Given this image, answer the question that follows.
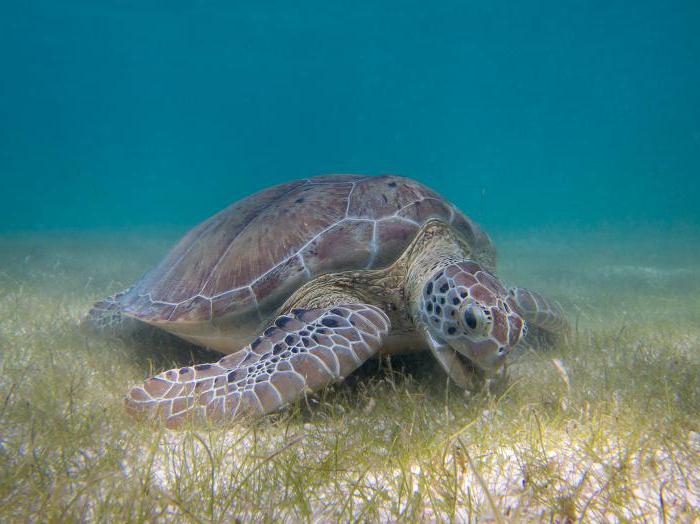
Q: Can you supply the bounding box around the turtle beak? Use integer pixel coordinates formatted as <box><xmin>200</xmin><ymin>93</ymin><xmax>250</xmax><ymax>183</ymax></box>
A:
<box><xmin>456</xmin><ymin>338</ymin><xmax>507</xmax><ymax>371</ymax></box>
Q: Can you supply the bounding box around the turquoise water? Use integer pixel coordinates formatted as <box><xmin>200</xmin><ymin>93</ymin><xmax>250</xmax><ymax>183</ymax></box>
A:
<box><xmin>1</xmin><ymin>1</ymin><xmax>698</xmax><ymax>234</ymax></box>
<box><xmin>1</xmin><ymin>5</ymin><xmax>700</xmax><ymax>518</ymax></box>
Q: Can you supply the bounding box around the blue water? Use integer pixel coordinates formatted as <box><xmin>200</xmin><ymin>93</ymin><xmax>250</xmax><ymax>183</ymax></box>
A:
<box><xmin>1</xmin><ymin>1</ymin><xmax>699</xmax><ymax>233</ymax></box>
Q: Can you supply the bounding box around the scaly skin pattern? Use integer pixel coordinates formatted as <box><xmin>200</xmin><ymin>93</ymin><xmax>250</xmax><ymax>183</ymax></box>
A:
<box><xmin>92</xmin><ymin>175</ymin><xmax>494</xmax><ymax>354</ymax></box>
<box><xmin>125</xmin><ymin>304</ymin><xmax>390</xmax><ymax>428</ymax></box>
<box><xmin>86</xmin><ymin>289</ymin><xmax>131</xmax><ymax>332</ymax></box>
<box><xmin>122</xmin><ymin>219</ymin><xmax>570</xmax><ymax>427</ymax></box>
<box><xmin>419</xmin><ymin>261</ymin><xmax>527</xmax><ymax>370</ymax></box>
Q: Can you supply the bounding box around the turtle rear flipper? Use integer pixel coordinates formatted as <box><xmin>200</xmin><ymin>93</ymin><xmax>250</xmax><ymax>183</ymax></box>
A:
<box><xmin>85</xmin><ymin>289</ymin><xmax>130</xmax><ymax>332</ymax></box>
<box><xmin>84</xmin><ymin>288</ymin><xmax>146</xmax><ymax>337</ymax></box>
<box><xmin>125</xmin><ymin>303</ymin><xmax>390</xmax><ymax>428</ymax></box>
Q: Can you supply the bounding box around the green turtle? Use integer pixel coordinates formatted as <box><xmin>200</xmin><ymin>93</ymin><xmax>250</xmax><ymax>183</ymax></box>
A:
<box><xmin>88</xmin><ymin>175</ymin><xmax>568</xmax><ymax>427</ymax></box>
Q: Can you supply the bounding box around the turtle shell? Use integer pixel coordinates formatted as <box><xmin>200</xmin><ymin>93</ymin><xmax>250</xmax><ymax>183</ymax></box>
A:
<box><xmin>120</xmin><ymin>175</ymin><xmax>494</xmax><ymax>347</ymax></box>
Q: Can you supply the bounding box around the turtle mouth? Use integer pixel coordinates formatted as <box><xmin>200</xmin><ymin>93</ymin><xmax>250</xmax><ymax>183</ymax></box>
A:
<box><xmin>454</xmin><ymin>337</ymin><xmax>508</xmax><ymax>372</ymax></box>
<box><xmin>455</xmin><ymin>350</ymin><xmax>479</xmax><ymax>373</ymax></box>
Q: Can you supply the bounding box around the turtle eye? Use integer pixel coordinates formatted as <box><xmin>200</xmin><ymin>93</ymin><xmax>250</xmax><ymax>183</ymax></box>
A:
<box><xmin>464</xmin><ymin>307</ymin><xmax>478</xmax><ymax>330</ymax></box>
<box><xmin>460</xmin><ymin>302</ymin><xmax>490</xmax><ymax>335</ymax></box>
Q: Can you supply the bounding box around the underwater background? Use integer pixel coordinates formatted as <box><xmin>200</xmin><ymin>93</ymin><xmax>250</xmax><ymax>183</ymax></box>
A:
<box><xmin>1</xmin><ymin>0</ymin><xmax>699</xmax><ymax>234</ymax></box>
<box><xmin>1</xmin><ymin>2</ymin><xmax>700</xmax><ymax>520</ymax></box>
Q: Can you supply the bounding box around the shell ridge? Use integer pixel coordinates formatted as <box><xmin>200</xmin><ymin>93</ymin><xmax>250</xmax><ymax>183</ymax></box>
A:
<box><xmin>365</xmin><ymin>221</ymin><xmax>379</xmax><ymax>268</ymax></box>
<box><xmin>123</xmin><ymin>176</ymin><xmax>494</xmax><ymax>327</ymax></box>
<box><xmin>344</xmin><ymin>181</ymin><xmax>358</xmax><ymax>218</ymax></box>
<box><xmin>144</xmin><ymin>180</ymin><xmax>359</xmax><ymax>315</ymax></box>
<box><xmin>196</xmin><ymin>181</ymin><xmax>309</xmax><ymax>297</ymax></box>
<box><xmin>136</xmin><ymin>211</ymin><xmax>224</xmax><ymax>299</ymax></box>
<box><xmin>136</xmin><ymin>208</ymin><xmax>438</xmax><ymax>309</ymax></box>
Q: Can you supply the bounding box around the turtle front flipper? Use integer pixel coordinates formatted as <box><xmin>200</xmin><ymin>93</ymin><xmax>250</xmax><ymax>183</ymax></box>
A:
<box><xmin>507</xmin><ymin>287</ymin><xmax>570</xmax><ymax>345</ymax></box>
<box><xmin>125</xmin><ymin>304</ymin><xmax>390</xmax><ymax>428</ymax></box>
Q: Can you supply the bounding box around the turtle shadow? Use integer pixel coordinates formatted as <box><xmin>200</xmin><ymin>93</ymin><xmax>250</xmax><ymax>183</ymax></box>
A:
<box><xmin>107</xmin><ymin>322</ymin><xmax>223</xmax><ymax>372</ymax></box>
<box><xmin>289</xmin><ymin>351</ymin><xmax>477</xmax><ymax>422</ymax></box>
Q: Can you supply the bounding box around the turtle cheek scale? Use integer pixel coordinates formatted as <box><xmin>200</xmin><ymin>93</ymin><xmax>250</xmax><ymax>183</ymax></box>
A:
<box><xmin>421</xmin><ymin>260</ymin><xmax>521</xmax><ymax>371</ymax></box>
<box><xmin>508</xmin><ymin>314</ymin><xmax>526</xmax><ymax>347</ymax></box>
<box><xmin>489</xmin><ymin>308</ymin><xmax>509</xmax><ymax>346</ymax></box>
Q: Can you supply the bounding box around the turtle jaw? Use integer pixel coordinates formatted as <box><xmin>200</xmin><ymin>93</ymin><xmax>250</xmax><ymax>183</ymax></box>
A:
<box><xmin>452</xmin><ymin>338</ymin><xmax>508</xmax><ymax>372</ymax></box>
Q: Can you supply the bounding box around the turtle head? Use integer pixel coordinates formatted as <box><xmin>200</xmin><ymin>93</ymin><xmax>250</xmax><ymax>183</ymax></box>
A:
<box><xmin>420</xmin><ymin>261</ymin><xmax>527</xmax><ymax>371</ymax></box>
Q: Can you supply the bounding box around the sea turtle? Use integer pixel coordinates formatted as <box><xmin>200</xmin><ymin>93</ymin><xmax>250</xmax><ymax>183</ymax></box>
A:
<box><xmin>88</xmin><ymin>175</ymin><xmax>568</xmax><ymax>427</ymax></box>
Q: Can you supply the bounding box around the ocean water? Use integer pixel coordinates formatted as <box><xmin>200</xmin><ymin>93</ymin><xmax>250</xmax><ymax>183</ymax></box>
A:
<box><xmin>1</xmin><ymin>3</ymin><xmax>700</xmax><ymax>519</ymax></box>
<box><xmin>1</xmin><ymin>1</ymin><xmax>698</xmax><ymax>235</ymax></box>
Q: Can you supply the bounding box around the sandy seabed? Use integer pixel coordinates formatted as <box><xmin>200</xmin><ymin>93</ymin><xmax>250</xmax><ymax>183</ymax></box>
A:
<box><xmin>0</xmin><ymin>225</ymin><xmax>698</xmax><ymax>522</ymax></box>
